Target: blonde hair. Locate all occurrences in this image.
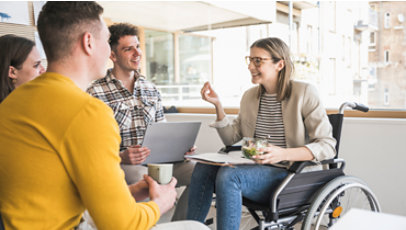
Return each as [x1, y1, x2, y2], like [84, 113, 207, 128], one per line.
[250, 37, 294, 101]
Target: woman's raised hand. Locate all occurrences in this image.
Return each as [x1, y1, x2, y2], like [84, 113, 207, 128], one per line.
[201, 81, 226, 121]
[201, 82, 220, 106]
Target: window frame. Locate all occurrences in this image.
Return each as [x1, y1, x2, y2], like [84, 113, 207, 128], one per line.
[173, 106, 406, 118]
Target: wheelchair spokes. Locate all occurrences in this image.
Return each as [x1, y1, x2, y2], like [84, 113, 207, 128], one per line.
[303, 176, 380, 230]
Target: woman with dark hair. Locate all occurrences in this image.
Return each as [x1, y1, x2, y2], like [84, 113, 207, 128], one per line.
[0, 34, 45, 102]
[187, 37, 336, 230]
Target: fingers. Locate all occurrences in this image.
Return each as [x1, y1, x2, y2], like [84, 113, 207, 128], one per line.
[253, 157, 271, 165]
[200, 82, 208, 93]
[132, 179, 149, 190]
[129, 153, 149, 164]
[200, 84, 209, 99]
[143, 174, 157, 186]
[127, 146, 150, 164]
[200, 82, 213, 100]
[252, 152, 273, 164]
[128, 145, 150, 153]
[185, 145, 197, 155]
[168, 177, 177, 188]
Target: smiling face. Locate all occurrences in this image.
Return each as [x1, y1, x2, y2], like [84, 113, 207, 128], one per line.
[9, 46, 45, 87]
[110, 35, 142, 72]
[248, 46, 284, 92]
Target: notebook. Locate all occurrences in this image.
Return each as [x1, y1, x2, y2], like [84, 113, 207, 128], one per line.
[141, 122, 201, 164]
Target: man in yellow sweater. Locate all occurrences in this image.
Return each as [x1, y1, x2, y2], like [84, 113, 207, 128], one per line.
[0, 2, 208, 230]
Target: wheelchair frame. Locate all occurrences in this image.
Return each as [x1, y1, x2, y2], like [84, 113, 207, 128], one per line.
[220, 102, 381, 230]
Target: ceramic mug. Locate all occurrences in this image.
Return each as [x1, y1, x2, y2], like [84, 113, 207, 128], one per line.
[147, 163, 173, 184]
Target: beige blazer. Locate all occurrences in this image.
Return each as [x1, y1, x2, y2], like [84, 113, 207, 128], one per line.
[215, 80, 336, 165]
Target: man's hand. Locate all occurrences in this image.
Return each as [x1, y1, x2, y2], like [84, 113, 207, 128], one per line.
[185, 145, 197, 155]
[128, 179, 149, 201]
[120, 145, 150, 165]
[144, 174, 177, 215]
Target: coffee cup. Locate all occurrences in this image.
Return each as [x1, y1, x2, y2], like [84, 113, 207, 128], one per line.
[147, 163, 173, 184]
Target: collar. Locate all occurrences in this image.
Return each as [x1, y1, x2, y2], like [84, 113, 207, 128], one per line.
[105, 68, 145, 84]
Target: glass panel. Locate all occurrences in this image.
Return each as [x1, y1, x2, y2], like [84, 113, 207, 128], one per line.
[189, 1, 406, 110]
[143, 1, 406, 111]
[177, 34, 212, 104]
[144, 30, 212, 105]
[145, 30, 174, 85]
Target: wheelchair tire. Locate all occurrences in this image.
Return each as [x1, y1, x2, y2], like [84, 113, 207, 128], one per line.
[301, 175, 380, 230]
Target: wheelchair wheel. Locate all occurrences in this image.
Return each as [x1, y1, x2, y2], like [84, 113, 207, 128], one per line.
[301, 175, 380, 230]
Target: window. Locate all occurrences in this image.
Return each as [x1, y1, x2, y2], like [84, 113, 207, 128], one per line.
[306, 25, 314, 55]
[368, 66, 377, 90]
[369, 32, 376, 51]
[138, 2, 406, 111]
[144, 30, 212, 105]
[145, 30, 174, 86]
[326, 2, 336, 33]
[384, 12, 391, 29]
[384, 50, 390, 65]
[369, 32, 376, 46]
[384, 88, 389, 105]
[177, 34, 212, 103]
[346, 36, 351, 67]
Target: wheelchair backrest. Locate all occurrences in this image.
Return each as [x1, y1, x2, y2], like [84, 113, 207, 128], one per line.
[328, 113, 344, 155]
[327, 113, 344, 168]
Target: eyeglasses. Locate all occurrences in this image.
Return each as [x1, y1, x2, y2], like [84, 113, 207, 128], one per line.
[245, 56, 273, 67]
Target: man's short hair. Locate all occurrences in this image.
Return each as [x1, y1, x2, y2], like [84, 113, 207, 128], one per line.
[108, 23, 138, 51]
[37, 1, 104, 62]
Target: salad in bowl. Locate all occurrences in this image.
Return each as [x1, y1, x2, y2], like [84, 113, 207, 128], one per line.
[241, 137, 269, 159]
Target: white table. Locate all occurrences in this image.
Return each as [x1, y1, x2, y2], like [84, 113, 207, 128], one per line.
[330, 208, 406, 230]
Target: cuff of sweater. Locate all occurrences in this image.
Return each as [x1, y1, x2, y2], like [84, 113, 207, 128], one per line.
[209, 116, 229, 128]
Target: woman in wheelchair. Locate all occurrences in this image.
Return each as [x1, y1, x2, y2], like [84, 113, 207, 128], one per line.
[186, 37, 337, 230]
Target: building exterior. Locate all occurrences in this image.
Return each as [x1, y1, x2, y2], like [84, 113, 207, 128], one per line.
[369, 1, 406, 109]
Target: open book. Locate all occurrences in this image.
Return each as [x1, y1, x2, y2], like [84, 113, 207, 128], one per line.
[185, 151, 255, 166]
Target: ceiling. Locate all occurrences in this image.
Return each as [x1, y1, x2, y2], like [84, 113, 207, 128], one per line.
[99, 1, 277, 32]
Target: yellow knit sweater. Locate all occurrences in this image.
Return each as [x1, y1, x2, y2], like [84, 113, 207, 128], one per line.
[0, 73, 160, 229]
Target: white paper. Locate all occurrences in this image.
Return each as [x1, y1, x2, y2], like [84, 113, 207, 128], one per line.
[185, 151, 255, 165]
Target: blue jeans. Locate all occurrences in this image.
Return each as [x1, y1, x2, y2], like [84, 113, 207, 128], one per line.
[187, 163, 288, 230]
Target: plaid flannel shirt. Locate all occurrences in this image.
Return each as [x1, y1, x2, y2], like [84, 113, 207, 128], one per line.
[87, 69, 165, 151]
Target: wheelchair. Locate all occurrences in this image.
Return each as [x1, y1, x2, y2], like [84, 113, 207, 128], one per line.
[218, 102, 381, 230]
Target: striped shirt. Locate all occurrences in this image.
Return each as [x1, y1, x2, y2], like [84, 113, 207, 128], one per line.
[254, 93, 287, 148]
[87, 69, 165, 151]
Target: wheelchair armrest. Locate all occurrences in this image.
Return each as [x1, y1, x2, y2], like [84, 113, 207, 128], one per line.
[321, 158, 346, 170]
[218, 145, 242, 153]
[287, 161, 318, 173]
[287, 158, 345, 173]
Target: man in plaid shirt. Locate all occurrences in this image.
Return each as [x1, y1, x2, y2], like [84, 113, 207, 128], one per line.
[87, 23, 195, 221]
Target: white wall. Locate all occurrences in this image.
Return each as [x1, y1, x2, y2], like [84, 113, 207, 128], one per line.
[339, 118, 406, 216]
[166, 113, 406, 216]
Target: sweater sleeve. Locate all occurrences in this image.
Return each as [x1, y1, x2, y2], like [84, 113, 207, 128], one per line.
[59, 98, 160, 230]
[301, 84, 336, 161]
[214, 89, 254, 146]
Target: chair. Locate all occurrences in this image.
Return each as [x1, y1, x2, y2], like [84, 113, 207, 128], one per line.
[220, 102, 381, 230]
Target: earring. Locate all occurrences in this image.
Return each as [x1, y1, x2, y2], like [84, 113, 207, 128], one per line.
[12, 79, 17, 84]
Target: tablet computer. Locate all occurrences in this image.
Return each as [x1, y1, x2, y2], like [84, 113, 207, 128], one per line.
[141, 121, 201, 164]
